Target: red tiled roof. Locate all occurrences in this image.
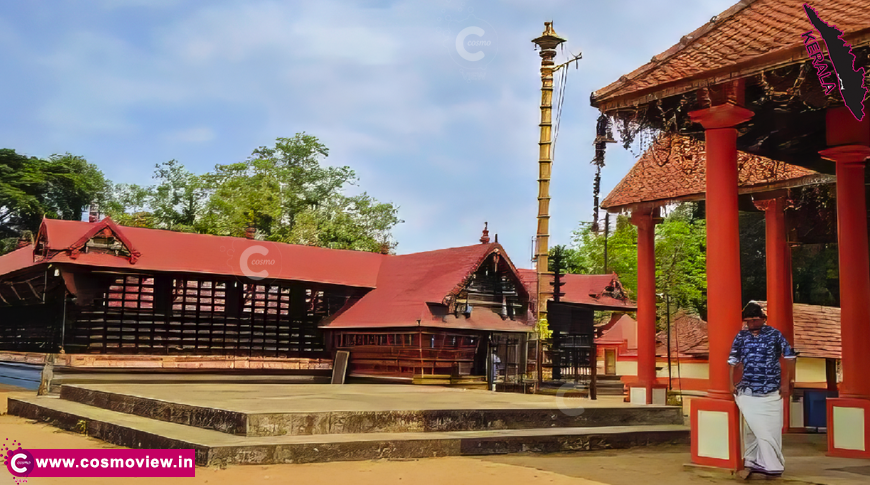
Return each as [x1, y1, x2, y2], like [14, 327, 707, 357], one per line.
[655, 303, 842, 359]
[515, 269, 638, 311]
[596, 314, 638, 349]
[601, 134, 829, 210]
[0, 246, 41, 277]
[591, 0, 870, 110]
[758, 301, 841, 359]
[33, 218, 385, 288]
[323, 244, 531, 330]
[656, 311, 709, 358]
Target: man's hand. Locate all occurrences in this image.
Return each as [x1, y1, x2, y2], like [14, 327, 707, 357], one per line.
[729, 363, 739, 395]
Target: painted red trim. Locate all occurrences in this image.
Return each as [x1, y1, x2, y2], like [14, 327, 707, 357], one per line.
[50, 217, 142, 264]
[690, 397, 741, 470]
[827, 397, 870, 459]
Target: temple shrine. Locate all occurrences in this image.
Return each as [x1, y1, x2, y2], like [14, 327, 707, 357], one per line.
[591, 0, 870, 466]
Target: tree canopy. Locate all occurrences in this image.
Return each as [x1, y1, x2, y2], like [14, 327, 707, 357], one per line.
[102, 133, 402, 253]
[556, 203, 708, 323]
[1, 149, 108, 253]
[1, 133, 402, 256]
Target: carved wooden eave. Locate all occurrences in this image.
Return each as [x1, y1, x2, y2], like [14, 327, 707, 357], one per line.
[603, 173, 835, 214]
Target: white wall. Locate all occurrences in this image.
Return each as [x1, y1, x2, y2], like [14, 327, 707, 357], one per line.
[795, 357, 828, 384]
[656, 361, 709, 379]
[616, 360, 637, 376]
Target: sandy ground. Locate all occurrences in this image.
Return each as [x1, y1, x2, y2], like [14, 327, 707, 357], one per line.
[4, 413, 870, 485]
[2, 414, 606, 485]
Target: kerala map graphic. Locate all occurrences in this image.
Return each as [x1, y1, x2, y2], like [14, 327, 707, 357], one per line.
[803, 3, 868, 121]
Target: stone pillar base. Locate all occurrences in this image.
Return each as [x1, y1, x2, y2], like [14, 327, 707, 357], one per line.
[629, 384, 668, 405]
[690, 397, 741, 470]
[827, 397, 870, 458]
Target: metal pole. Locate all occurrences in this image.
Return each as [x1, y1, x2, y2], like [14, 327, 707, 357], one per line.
[60, 288, 68, 354]
[665, 295, 680, 391]
[531, 22, 565, 325]
[603, 212, 610, 273]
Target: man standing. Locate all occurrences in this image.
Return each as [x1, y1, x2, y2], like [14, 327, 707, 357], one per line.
[728, 301, 797, 479]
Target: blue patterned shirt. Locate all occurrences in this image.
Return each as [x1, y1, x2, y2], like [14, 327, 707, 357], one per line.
[727, 325, 797, 395]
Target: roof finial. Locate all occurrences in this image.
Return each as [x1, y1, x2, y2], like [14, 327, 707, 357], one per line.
[480, 222, 490, 244]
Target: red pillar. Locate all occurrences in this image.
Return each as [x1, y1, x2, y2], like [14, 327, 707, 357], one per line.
[692, 104, 753, 400]
[823, 147, 870, 401]
[630, 208, 663, 405]
[822, 106, 870, 459]
[754, 196, 795, 430]
[688, 103, 753, 470]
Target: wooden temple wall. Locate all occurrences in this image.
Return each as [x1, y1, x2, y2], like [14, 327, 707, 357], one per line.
[0, 271, 350, 358]
[330, 329, 481, 378]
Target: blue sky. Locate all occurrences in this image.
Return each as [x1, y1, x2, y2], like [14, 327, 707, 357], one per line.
[0, 0, 736, 267]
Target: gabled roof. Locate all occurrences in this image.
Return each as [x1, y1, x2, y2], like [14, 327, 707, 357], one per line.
[656, 311, 709, 358]
[324, 244, 532, 330]
[595, 314, 638, 349]
[591, 0, 870, 110]
[602, 134, 831, 211]
[515, 269, 638, 311]
[0, 246, 41, 278]
[26, 218, 386, 288]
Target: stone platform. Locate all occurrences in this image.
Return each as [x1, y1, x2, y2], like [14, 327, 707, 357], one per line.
[9, 384, 689, 466]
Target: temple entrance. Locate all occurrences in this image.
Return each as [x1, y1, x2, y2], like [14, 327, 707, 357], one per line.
[604, 349, 616, 376]
[540, 301, 596, 394]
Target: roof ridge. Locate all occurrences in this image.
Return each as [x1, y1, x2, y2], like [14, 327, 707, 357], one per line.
[592, 0, 759, 103]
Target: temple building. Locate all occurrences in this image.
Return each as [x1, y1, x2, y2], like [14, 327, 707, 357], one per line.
[0, 217, 632, 391]
[591, 0, 870, 466]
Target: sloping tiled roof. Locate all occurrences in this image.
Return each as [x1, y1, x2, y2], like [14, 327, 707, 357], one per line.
[591, 0, 870, 110]
[323, 243, 528, 329]
[596, 314, 638, 349]
[601, 134, 830, 210]
[655, 303, 842, 359]
[515, 269, 638, 311]
[0, 246, 41, 277]
[656, 311, 709, 358]
[758, 301, 841, 359]
[32, 218, 385, 288]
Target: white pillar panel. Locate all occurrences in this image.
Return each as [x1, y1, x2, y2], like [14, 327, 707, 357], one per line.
[652, 387, 667, 406]
[697, 410, 731, 460]
[833, 406, 865, 451]
[630, 386, 647, 405]
[789, 397, 804, 428]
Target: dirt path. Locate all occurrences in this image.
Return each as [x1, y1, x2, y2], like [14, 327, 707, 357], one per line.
[2, 414, 604, 485]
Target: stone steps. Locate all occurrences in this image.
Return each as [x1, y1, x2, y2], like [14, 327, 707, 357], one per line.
[57, 384, 681, 437]
[9, 396, 690, 466]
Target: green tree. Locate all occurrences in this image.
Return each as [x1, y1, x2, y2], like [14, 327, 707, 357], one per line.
[199, 133, 401, 252]
[655, 204, 707, 320]
[566, 215, 639, 294]
[149, 160, 208, 232]
[565, 203, 708, 319]
[1, 149, 108, 253]
[103, 133, 402, 253]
